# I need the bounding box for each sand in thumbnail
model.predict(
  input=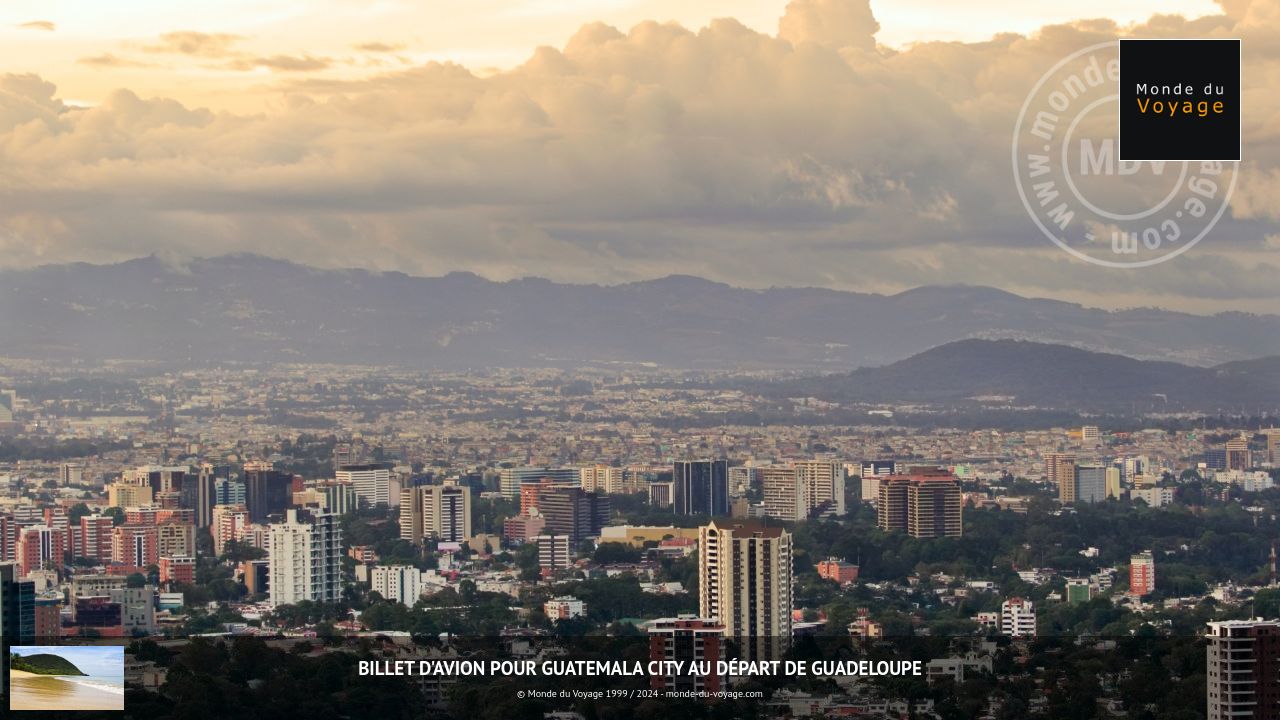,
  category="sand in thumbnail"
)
[9,669,125,711]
